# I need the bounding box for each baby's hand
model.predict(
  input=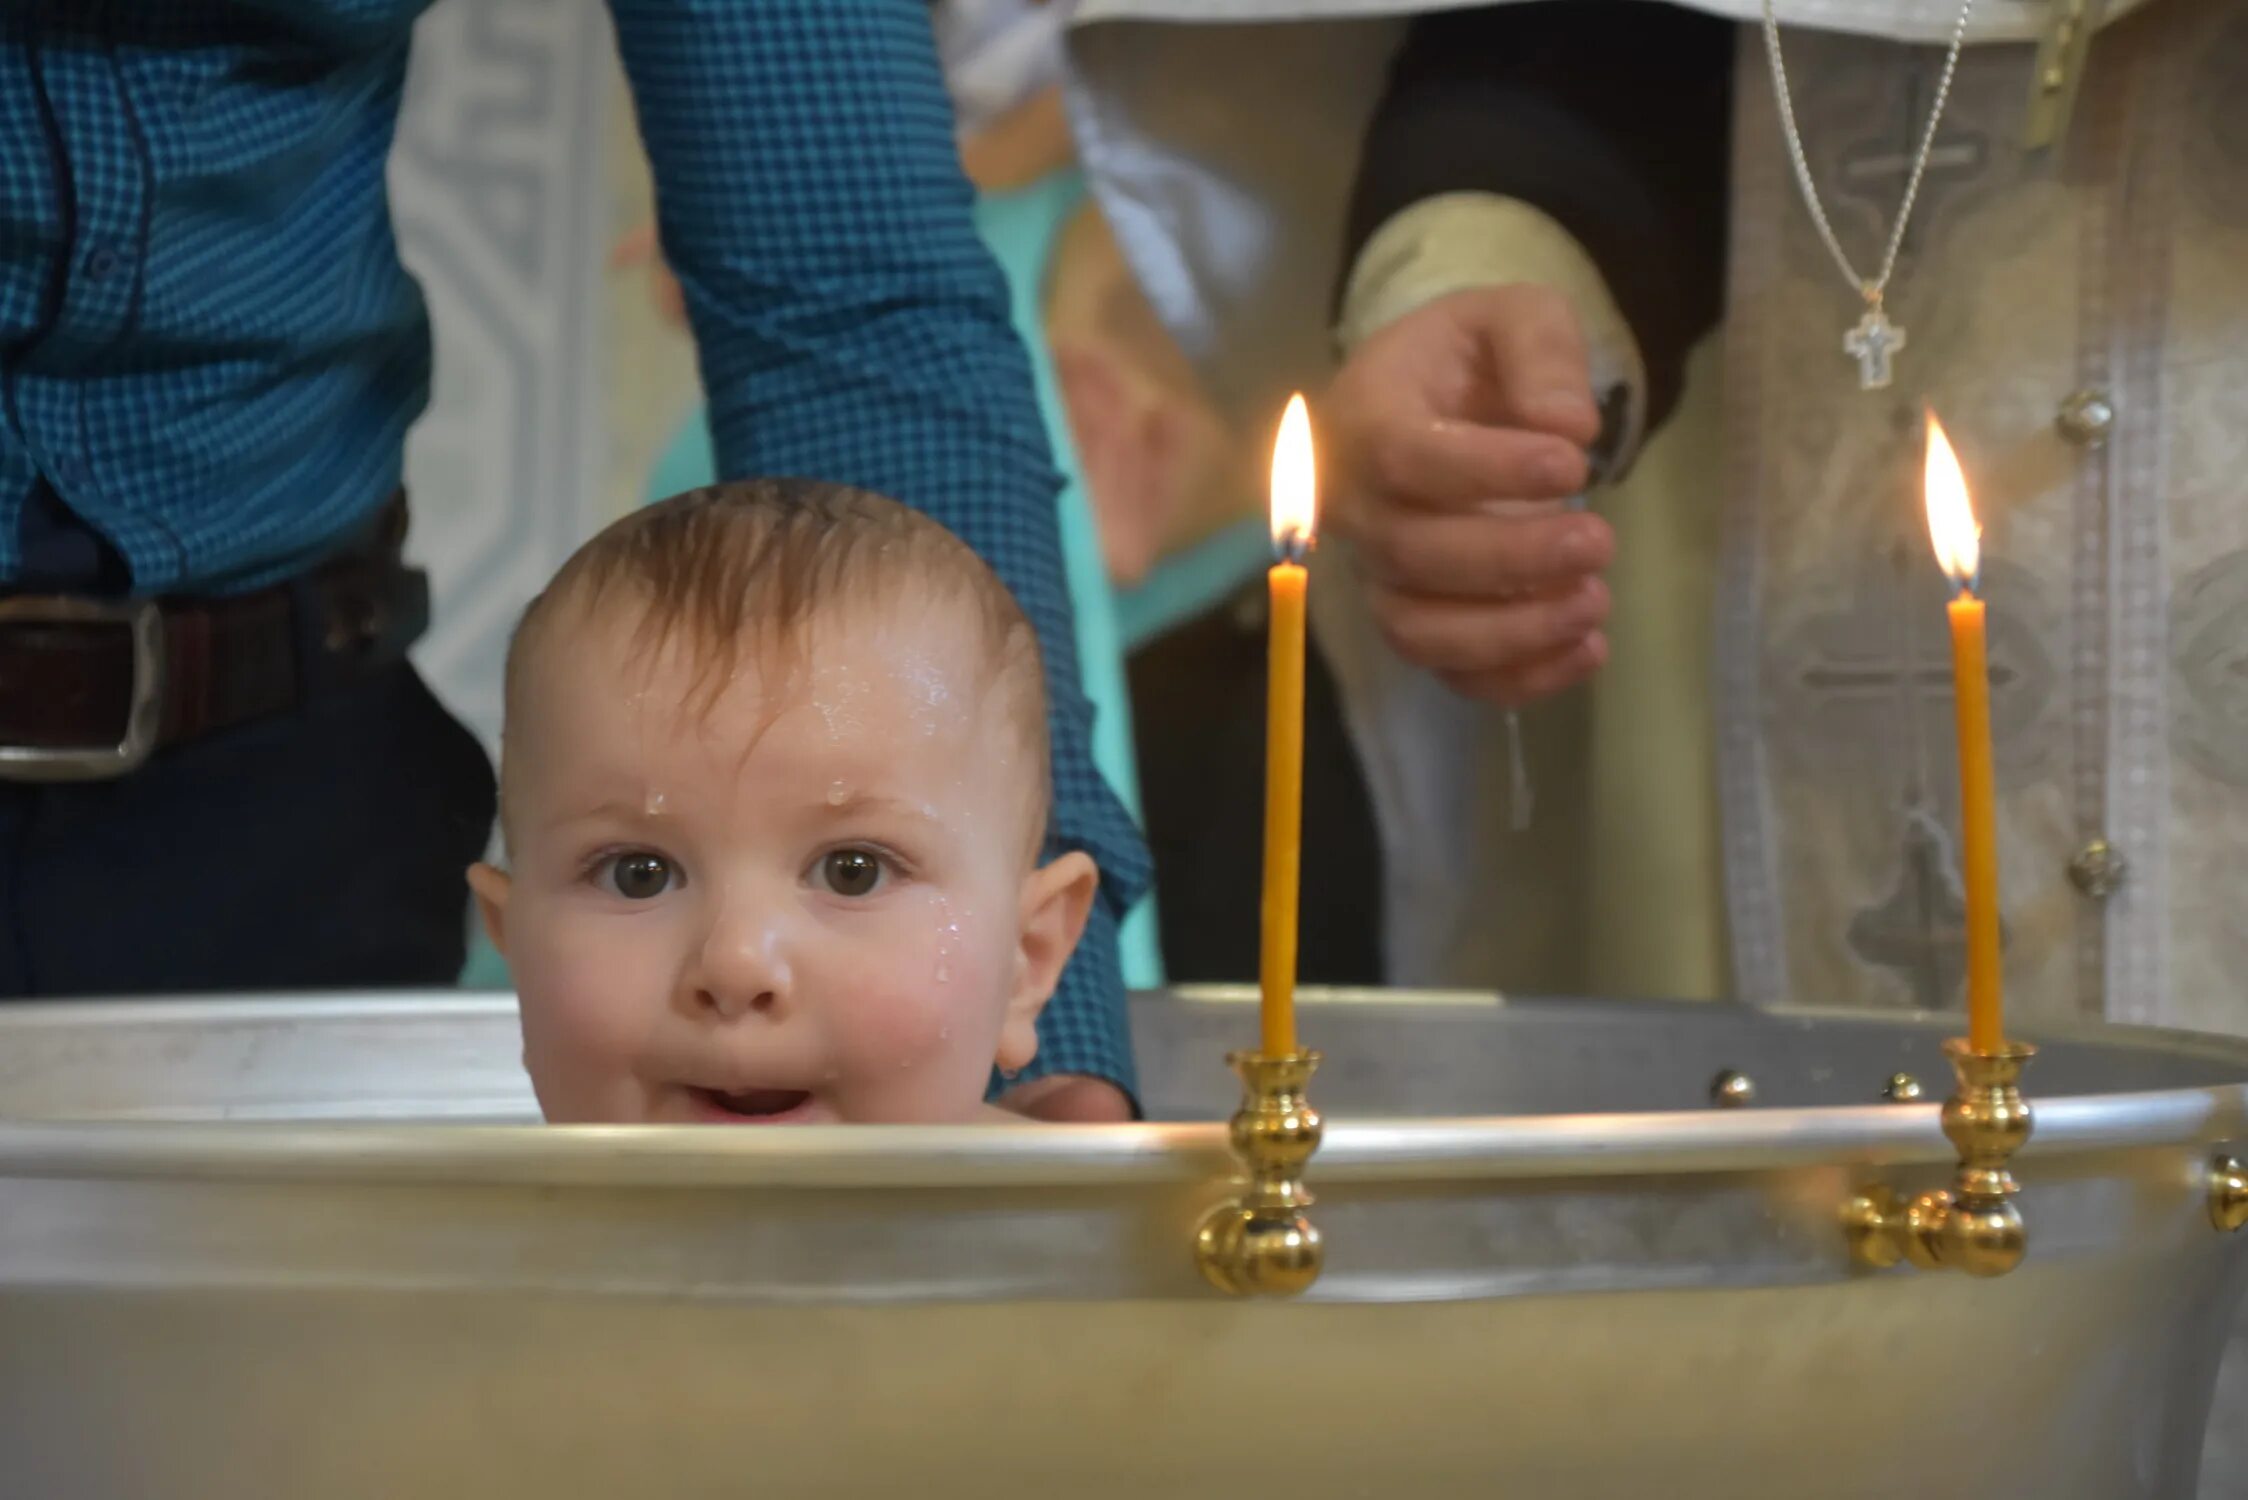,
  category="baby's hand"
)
[998,1075,1133,1123]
